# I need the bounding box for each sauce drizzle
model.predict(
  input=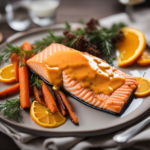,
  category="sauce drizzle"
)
[44,50,125,95]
